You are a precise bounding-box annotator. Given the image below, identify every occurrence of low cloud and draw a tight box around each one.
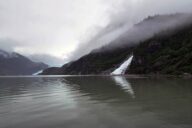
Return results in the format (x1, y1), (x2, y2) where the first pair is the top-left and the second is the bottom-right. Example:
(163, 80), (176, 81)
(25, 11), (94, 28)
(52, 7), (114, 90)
(0, 0), (192, 65)
(28, 54), (66, 66)
(0, 38), (21, 52)
(68, 0), (192, 61)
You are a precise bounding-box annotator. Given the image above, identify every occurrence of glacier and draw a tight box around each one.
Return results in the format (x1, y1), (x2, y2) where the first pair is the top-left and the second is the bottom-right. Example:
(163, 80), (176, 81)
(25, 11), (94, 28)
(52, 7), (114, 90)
(111, 55), (133, 75)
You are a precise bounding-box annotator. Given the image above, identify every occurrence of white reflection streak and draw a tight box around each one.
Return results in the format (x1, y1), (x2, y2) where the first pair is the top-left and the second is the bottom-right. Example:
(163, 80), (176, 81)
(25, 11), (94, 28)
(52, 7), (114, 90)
(113, 76), (135, 98)
(50, 80), (77, 109)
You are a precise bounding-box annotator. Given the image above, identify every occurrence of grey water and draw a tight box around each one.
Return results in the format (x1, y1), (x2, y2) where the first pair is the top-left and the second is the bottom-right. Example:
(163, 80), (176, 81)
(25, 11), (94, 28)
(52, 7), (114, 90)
(0, 76), (192, 128)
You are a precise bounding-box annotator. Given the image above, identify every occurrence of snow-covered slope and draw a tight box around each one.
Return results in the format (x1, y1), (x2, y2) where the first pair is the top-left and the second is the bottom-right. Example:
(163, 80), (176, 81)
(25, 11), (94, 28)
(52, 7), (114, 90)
(111, 55), (133, 75)
(0, 50), (19, 58)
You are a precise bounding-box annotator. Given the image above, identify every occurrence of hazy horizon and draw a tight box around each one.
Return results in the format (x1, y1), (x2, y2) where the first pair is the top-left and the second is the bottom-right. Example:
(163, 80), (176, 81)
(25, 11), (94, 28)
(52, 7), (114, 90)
(0, 0), (192, 66)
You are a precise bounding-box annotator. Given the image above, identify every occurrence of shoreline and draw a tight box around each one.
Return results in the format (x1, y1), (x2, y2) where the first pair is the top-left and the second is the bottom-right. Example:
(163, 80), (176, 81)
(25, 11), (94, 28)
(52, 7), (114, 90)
(0, 74), (191, 79)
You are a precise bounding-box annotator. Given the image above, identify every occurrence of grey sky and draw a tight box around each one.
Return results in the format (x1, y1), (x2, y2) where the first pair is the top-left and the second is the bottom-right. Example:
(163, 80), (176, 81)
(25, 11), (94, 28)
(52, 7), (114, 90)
(0, 0), (192, 65)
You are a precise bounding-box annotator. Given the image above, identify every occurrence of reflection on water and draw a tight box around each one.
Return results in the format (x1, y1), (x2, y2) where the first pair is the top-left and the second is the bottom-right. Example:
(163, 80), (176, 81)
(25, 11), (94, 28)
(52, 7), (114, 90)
(112, 76), (135, 98)
(0, 76), (192, 128)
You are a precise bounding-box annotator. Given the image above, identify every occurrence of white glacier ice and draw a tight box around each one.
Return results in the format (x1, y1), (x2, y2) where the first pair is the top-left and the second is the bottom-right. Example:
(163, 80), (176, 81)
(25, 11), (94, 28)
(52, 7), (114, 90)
(111, 55), (133, 75)
(33, 70), (43, 75)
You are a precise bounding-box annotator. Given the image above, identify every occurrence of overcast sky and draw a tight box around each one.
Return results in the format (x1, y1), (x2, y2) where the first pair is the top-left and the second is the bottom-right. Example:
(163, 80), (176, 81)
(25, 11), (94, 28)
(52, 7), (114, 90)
(0, 0), (192, 65)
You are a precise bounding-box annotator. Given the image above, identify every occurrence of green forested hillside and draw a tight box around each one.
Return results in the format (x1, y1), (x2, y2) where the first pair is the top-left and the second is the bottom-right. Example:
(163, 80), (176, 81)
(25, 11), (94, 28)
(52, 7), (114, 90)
(129, 25), (192, 75)
(41, 14), (192, 75)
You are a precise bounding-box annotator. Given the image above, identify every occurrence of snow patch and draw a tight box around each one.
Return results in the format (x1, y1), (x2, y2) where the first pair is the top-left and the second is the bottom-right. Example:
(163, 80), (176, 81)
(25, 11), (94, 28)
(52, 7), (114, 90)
(0, 50), (19, 58)
(33, 70), (43, 75)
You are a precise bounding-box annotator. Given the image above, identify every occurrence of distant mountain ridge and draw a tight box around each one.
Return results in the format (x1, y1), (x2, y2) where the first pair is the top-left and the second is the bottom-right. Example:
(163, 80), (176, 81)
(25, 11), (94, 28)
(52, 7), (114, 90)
(41, 13), (192, 75)
(0, 49), (48, 75)
(0, 50), (19, 58)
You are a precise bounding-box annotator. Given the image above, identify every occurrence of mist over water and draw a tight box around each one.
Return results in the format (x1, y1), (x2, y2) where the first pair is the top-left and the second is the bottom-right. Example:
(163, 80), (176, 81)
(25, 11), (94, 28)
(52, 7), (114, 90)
(0, 76), (192, 128)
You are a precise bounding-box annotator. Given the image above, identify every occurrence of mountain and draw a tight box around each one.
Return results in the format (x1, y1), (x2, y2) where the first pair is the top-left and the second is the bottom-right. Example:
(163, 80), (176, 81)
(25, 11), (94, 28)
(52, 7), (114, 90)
(0, 49), (49, 75)
(41, 13), (192, 75)
(128, 24), (192, 75)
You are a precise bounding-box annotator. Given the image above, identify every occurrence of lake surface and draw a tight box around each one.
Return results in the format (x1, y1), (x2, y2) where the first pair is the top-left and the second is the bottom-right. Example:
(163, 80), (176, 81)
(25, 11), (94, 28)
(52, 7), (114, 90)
(0, 76), (192, 128)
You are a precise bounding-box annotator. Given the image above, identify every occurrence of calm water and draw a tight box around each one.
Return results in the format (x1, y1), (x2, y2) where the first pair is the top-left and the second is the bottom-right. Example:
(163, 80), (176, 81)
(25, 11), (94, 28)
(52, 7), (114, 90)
(0, 76), (192, 128)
